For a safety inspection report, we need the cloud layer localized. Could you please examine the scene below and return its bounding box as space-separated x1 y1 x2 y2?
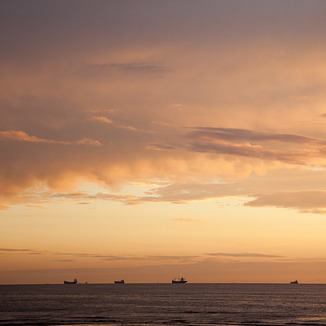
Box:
1 0 326 215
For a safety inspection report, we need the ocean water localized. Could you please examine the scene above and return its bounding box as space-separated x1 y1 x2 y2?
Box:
1 283 326 326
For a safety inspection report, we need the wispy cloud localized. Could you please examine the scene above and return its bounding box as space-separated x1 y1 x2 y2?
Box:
207 252 284 258
0 131 102 146
75 138 102 146
109 62 167 74
187 127 326 165
246 191 326 214
90 115 153 133
103 255 198 262
0 131 50 143
1 247 199 263
0 247 284 262
0 248 33 252
190 127 326 145
82 62 168 78
90 116 113 124
147 143 178 151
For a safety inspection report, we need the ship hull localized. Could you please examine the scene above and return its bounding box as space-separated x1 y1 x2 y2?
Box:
64 279 77 284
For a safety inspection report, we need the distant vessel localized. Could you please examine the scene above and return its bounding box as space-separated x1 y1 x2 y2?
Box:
172 277 187 284
290 280 298 284
114 280 125 284
64 278 77 284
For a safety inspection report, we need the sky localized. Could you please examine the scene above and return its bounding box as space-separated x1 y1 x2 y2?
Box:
1 0 326 284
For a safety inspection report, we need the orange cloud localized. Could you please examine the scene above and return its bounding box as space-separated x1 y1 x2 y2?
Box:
0 131 51 143
91 116 113 124
1 0 326 212
75 138 102 146
246 191 326 214
0 130 101 146
90 115 151 133
187 128 326 165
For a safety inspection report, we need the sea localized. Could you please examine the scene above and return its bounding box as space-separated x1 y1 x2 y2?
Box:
1 283 326 326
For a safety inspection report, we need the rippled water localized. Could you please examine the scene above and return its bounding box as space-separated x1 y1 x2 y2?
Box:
1 283 326 325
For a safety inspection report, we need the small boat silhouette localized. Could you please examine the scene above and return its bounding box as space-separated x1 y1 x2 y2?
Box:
172 277 187 284
290 280 298 284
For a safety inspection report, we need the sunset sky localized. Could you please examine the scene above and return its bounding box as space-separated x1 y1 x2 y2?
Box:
2 0 326 284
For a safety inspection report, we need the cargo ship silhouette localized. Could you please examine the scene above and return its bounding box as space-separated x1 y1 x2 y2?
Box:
64 278 77 284
114 280 125 284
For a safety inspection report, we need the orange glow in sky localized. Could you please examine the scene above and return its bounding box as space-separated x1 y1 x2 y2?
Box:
2 0 326 284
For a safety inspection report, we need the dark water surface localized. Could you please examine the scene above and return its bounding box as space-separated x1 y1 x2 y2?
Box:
1 283 326 326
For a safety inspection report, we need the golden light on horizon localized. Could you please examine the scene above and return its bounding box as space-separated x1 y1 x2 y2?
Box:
2 0 326 284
